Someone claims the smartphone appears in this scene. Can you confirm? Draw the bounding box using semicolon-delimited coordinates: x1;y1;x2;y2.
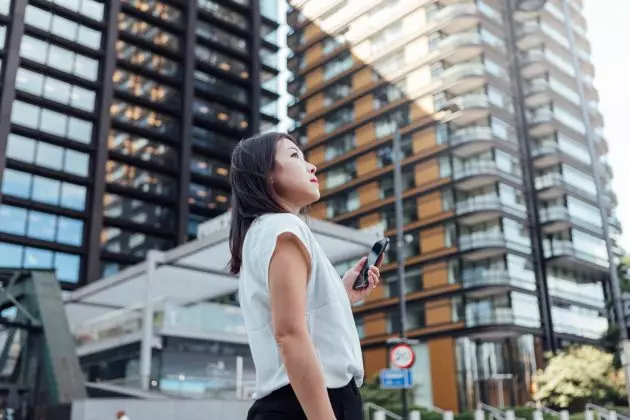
353;238;389;290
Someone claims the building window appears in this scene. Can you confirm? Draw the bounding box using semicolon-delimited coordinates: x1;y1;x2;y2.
118;12;180;51
108;130;178;168
20;35;99;81
104;194;174;230
324;106;354;133
113;69;181;108
0;242;81;283
323;78;352;107
117;40;180;78
325;132;355;160
2;169;86;211
106;161;176;196
15;68;96;112
197;21;247;53
323;52;353;81
101;227;174;258
194;70;248;104
327;191;359;218
193;99;249;130
110;100;179;138
190;154;230;178
25;5;102;50
121;0;182;23
188;183;230;209
198;0;248;30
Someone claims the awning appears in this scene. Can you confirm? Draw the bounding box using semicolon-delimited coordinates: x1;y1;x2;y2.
64;213;382;326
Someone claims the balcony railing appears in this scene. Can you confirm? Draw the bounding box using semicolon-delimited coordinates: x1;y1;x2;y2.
450;126;493;145
432;3;478;23
456;196;501;214
462;269;534;290
539;206;570;223
466;308;514;327
447;94;491;111
433;32;482;52
459;232;506;250
453;161;500;180
440;63;486;81
544;240;609;267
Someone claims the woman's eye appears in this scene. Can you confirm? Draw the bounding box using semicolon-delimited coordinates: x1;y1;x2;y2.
291;152;299;158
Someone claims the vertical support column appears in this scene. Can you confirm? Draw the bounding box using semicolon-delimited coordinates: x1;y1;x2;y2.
140;250;162;391
176;0;198;244
0;0;28;198
502;0;556;351
85;0;122;284
250;0;261;133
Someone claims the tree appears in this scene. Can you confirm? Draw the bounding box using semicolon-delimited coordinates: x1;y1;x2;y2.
533;345;626;411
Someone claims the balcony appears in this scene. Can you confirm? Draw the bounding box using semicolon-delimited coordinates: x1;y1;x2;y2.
459;232;508;261
439;94;493;127
433;33;483;65
539;206;603;234
535;172;597;203
453;161;521;191
531;142;563;168
524;78;554;108
462;269;536;296
544;240;609;276
456;196;527;225
432;3;480;35
439;63;488;96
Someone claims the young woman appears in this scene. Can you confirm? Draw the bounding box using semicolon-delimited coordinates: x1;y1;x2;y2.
229;132;383;420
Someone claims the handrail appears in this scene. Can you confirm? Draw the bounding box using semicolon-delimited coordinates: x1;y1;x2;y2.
364;402;403;420
586;404;630;420
525;402;559;416
478;402;526;420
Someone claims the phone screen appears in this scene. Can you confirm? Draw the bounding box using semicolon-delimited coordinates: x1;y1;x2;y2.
353;238;389;290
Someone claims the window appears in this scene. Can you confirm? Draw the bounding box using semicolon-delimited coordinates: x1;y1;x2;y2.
198;0;248;29
323;78;352;106
20;35;99;81
2;169;87;210
101;227;174;257
195;45;249;80
194;70;247;104
113;69;180;108
190;155;230;178
326;191;359;218
110;100;179;137
324;106;353;133
323;52;353;80
103;194;174;230
374;107;409;139
562;164;596;195
108;130;178;168
325;162;356;189
373;84;404;110
117;40;180;78
196;21;247;53
25;5;102;50
325;132;355;160
118;13;180;51
191;126;237;153
0;242;81;283
106;161;176;196
54;0;105;20
6;134;90;177
194;99;249;130
188;183;230;209
371;21;403;53
121;0;181;23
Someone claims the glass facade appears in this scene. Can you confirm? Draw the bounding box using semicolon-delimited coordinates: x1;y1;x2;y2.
0;0;277;284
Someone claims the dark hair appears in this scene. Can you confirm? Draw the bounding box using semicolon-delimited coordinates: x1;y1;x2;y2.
228;132;300;275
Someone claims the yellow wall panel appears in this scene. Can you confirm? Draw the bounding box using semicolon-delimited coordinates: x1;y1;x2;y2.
358;182;380;206
412;127;436;154
356;151;378;176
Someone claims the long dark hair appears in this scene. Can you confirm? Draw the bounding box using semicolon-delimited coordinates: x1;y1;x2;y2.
228;132;299;275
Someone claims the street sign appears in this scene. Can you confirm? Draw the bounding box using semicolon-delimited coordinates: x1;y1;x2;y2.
390;343;415;369
380;368;413;389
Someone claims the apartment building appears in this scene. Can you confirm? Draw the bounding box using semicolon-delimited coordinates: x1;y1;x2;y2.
0;0;281;287
287;0;622;412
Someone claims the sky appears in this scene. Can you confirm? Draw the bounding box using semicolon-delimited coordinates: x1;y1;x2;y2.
584;0;630;251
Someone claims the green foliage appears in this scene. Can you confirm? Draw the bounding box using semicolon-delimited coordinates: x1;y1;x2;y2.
533;345;626;411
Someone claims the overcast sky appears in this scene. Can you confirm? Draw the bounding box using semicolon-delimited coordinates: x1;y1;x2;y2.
584;1;630;251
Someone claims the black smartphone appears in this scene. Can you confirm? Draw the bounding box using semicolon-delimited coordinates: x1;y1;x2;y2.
353;238;389;290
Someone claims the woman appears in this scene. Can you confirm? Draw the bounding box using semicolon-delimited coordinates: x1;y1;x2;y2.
229;132;382;420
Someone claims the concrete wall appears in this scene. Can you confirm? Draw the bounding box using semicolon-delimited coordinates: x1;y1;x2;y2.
70;399;253;420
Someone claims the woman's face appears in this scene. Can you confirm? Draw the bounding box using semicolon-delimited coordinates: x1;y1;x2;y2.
271;137;319;213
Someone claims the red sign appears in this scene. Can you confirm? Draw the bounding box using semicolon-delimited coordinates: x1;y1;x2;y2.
390;343;415;369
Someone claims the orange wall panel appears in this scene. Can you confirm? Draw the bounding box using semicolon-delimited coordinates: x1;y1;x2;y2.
356;151;378;176
306;92;324;114
359;212;381;229
305;68;323;91
355;94;374;119
303;23;322;43
421;226;445;253
358;182;380;206
412;127;437;154
306;119;325;141
310;201;327;220
429;338;459;412
352;68;374;91
304;43;323;67
356;122;375;146
415;159;439;187
418;191;443;218
423;261;449;288
363;348;387;380
308;145;326;167
426;298;452;326
364;312;387;337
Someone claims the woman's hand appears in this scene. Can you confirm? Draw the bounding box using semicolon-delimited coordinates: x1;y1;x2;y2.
342;255;382;304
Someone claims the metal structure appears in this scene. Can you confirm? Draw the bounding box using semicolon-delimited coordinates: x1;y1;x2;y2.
0;269;86;419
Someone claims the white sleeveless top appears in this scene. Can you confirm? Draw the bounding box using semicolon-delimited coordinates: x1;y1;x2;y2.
238;213;364;399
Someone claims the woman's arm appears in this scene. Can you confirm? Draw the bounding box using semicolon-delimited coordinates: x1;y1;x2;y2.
268;233;336;420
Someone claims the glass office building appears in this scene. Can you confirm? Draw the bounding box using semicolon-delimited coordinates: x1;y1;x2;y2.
0;0;281;287
287;0;622;412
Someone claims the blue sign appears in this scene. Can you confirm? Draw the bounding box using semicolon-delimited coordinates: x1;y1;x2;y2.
380;368;413;389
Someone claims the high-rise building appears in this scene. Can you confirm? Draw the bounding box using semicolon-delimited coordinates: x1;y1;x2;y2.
0;0;282;287
287;0;622;411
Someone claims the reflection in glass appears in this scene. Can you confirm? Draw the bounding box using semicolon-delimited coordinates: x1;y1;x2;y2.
117;40;179;78
113;69;180;107
110;100;179;138
16;67;96;111
197;0;248;29
120;0;182;24
108;130;178;168
195;45;249;79
190;155;229;178
106;160;176;196
118;13;180;51
103;194;174;230
0;242;81;282
193;99;249;130
194;71;247;104
101;227;174;257
188;183;229;209
20;35;99;81
1;169;86;210
196;21;247;53
25;5;102;50
11;101;93;143
53;0;104;21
